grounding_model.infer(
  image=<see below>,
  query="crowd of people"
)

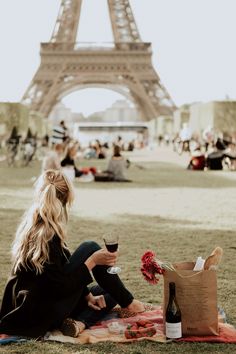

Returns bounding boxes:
[42,141,131,183]
[40,122,132,182]
[2,120,236,174]
[155,124,236,171]
[0,121,138,182]
[3,126,38,167]
[172,126,236,171]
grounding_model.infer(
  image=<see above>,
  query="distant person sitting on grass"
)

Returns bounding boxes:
[61,144,96,182]
[0,170,144,338]
[94,145,131,182]
[61,144,83,180]
[107,144,131,180]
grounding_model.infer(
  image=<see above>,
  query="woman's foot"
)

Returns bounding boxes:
[61,318,86,337]
[125,299,145,314]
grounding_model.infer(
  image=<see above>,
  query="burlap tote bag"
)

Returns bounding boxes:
[163,262,218,336]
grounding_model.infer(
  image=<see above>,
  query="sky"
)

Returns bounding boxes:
[0,0,235,116]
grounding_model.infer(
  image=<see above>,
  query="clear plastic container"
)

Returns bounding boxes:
[107,321,127,334]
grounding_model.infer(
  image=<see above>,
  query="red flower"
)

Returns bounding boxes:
[141,250,165,285]
[141,266,160,284]
[141,251,156,264]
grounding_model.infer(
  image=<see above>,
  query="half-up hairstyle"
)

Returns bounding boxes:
[12,170,74,274]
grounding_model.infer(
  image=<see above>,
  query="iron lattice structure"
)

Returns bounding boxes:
[22,0,176,120]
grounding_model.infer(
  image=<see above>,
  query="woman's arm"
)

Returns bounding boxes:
[85,292,106,310]
[41,236,93,298]
[42,237,117,298]
[85,248,117,271]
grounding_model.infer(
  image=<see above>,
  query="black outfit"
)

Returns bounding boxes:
[0,237,133,338]
[61,156,83,177]
[206,151,224,170]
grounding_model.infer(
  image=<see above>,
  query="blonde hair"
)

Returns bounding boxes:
[12,170,74,274]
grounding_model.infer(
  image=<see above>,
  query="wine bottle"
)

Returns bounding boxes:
[165,282,182,339]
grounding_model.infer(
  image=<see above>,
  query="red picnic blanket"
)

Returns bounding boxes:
[45,306,236,344]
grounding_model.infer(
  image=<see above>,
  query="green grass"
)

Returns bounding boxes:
[0,156,235,354]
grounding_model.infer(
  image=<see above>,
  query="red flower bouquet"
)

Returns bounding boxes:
[141,251,174,284]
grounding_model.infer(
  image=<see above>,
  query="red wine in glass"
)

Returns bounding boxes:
[103,235,121,274]
[106,243,118,253]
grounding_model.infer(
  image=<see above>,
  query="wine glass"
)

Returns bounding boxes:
[103,234,121,274]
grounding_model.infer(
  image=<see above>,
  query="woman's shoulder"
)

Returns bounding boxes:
[50,234,67,247]
[49,234,64,250]
[48,235,71,260]
[51,234,61,243]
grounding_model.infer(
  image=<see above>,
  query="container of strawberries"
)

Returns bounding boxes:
[124,320,157,339]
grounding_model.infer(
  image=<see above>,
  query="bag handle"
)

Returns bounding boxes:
[174,269,204,278]
[163,262,204,278]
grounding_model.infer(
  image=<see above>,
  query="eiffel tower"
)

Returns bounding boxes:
[22,0,176,120]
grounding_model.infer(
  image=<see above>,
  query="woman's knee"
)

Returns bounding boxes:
[80,241,101,253]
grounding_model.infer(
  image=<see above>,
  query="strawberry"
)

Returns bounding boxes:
[136,332,143,338]
[130,324,138,331]
[144,323,154,328]
[137,320,148,327]
[138,325,145,330]
[124,329,132,339]
[147,327,157,336]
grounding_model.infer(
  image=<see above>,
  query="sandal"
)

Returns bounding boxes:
[61,318,84,337]
[113,303,154,318]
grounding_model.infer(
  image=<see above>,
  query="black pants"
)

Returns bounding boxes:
[64,241,133,328]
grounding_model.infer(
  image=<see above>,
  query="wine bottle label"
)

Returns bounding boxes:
[165,322,182,339]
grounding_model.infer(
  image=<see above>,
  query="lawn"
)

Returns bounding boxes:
[0,153,235,354]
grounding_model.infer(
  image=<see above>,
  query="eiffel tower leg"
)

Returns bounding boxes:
[22,62,67,117]
[21,68,47,112]
[118,64,175,120]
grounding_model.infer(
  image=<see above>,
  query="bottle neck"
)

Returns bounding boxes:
[169,282,176,298]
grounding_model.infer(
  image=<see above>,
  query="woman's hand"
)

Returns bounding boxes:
[86,293,106,311]
[85,249,118,270]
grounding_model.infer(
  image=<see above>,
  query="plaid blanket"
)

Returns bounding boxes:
[44,306,236,344]
[1,306,236,345]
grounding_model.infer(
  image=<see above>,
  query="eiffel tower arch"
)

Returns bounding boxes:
[22,0,176,121]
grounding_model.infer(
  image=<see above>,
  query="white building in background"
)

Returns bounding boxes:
[49,103,72,124]
[86,100,140,122]
[148,115,173,142]
[73,122,148,147]
[103,100,141,122]
[75,100,144,145]
[189,101,236,135]
[49,100,142,144]
[173,105,191,134]
[49,100,140,124]
[173,101,236,137]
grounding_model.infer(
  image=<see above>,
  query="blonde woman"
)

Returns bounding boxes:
[0,170,144,338]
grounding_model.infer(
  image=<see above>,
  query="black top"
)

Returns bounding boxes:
[61,156,75,167]
[0,235,92,338]
[61,156,83,177]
